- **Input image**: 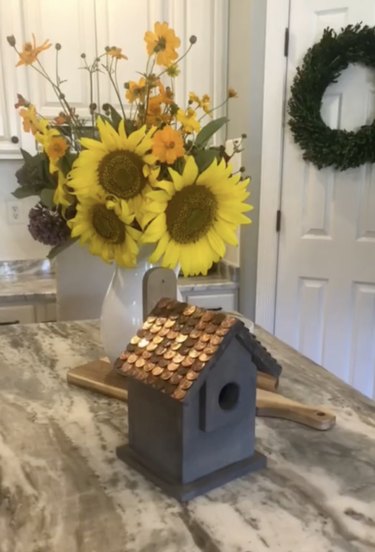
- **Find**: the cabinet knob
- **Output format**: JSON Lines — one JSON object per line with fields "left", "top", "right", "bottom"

{"left": 11, "top": 136, "right": 19, "bottom": 144}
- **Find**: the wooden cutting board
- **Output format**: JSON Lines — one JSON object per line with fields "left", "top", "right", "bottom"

{"left": 67, "top": 360, "right": 335, "bottom": 430}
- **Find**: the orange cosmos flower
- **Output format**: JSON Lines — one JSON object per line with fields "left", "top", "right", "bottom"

{"left": 152, "top": 126, "right": 185, "bottom": 164}
{"left": 19, "top": 105, "right": 39, "bottom": 134}
{"left": 144, "top": 22, "right": 180, "bottom": 67}
{"left": 106, "top": 47, "right": 128, "bottom": 60}
{"left": 16, "top": 34, "right": 51, "bottom": 66}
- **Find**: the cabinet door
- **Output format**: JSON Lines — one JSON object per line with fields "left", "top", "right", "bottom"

{"left": 0, "top": 0, "right": 30, "bottom": 158}
{"left": 186, "top": 293, "right": 237, "bottom": 312}
{"left": 21, "top": 0, "right": 97, "bottom": 121}
{"left": 0, "top": 304, "right": 36, "bottom": 325}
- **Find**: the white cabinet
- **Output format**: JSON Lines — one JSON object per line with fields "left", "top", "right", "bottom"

{"left": 0, "top": 304, "right": 36, "bottom": 324}
{"left": 0, "top": 301, "right": 57, "bottom": 325}
{"left": 181, "top": 290, "right": 238, "bottom": 312}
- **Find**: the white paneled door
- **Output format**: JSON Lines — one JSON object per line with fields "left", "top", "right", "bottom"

{"left": 275, "top": 0, "right": 375, "bottom": 398}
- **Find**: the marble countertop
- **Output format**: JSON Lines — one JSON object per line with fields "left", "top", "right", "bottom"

{"left": 0, "top": 259, "right": 56, "bottom": 303}
{"left": 0, "top": 320, "right": 374, "bottom": 552}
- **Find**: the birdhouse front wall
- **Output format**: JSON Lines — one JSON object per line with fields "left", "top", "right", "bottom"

{"left": 127, "top": 379, "right": 183, "bottom": 482}
{"left": 181, "top": 338, "right": 257, "bottom": 484}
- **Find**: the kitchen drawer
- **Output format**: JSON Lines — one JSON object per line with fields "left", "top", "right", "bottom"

{"left": 0, "top": 304, "right": 36, "bottom": 325}
{"left": 185, "top": 293, "right": 237, "bottom": 311}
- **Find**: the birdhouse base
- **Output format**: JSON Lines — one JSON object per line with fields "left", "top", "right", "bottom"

{"left": 117, "top": 445, "right": 267, "bottom": 502}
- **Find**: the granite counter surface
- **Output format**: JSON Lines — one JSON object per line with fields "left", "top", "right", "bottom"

{"left": 0, "top": 320, "right": 374, "bottom": 552}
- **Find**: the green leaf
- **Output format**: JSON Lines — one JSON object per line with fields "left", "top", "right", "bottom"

{"left": 12, "top": 187, "right": 38, "bottom": 199}
{"left": 47, "top": 238, "right": 78, "bottom": 261}
{"left": 40, "top": 188, "right": 55, "bottom": 209}
{"left": 195, "top": 117, "right": 229, "bottom": 147}
{"left": 20, "top": 148, "right": 33, "bottom": 162}
{"left": 194, "top": 147, "right": 220, "bottom": 172}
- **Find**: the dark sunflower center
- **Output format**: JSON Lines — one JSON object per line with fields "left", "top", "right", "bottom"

{"left": 98, "top": 150, "right": 146, "bottom": 200}
{"left": 166, "top": 185, "right": 217, "bottom": 244}
{"left": 92, "top": 204, "right": 125, "bottom": 244}
{"left": 155, "top": 37, "right": 166, "bottom": 52}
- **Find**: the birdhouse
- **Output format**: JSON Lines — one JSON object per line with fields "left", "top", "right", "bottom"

{"left": 115, "top": 298, "right": 281, "bottom": 501}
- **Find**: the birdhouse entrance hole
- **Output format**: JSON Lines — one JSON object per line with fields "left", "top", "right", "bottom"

{"left": 218, "top": 383, "right": 240, "bottom": 410}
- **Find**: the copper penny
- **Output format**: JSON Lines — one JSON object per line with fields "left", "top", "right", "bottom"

{"left": 205, "top": 345, "right": 217, "bottom": 355}
{"left": 184, "top": 337, "right": 195, "bottom": 347}
{"left": 195, "top": 341, "right": 206, "bottom": 351}
{"left": 186, "top": 370, "right": 199, "bottom": 381}
{"left": 171, "top": 342, "right": 182, "bottom": 351}
{"left": 166, "top": 299, "right": 178, "bottom": 310}
{"left": 199, "top": 352, "right": 210, "bottom": 362}
{"left": 179, "top": 346, "right": 190, "bottom": 356}
{"left": 155, "top": 317, "right": 166, "bottom": 325}
{"left": 192, "top": 360, "right": 205, "bottom": 372}
{"left": 201, "top": 312, "right": 214, "bottom": 323}
{"left": 152, "top": 366, "right": 163, "bottom": 377}
{"left": 167, "top": 362, "right": 179, "bottom": 372}
{"left": 205, "top": 324, "right": 217, "bottom": 334}
{"left": 127, "top": 353, "right": 138, "bottom": 364}
{"left": 221, "top": 316, "right": 237, "bottom": 328}
{"left": 142, "top": 320, "right": 153, "bottom": 330}
{"left": 192, "top": 309, "right": 203, "bottom": 319}
{"left": 210, "top": 335, "right": 223, "bottom": 346}
{"left": 180, "top": 378, "right": 194, "bottom": 389}
{"left": 161, "top": 370, "right": 172, "bottom": 381}
{"left": 135, "top": 357, "right": 146, "bottom": 368}
{"left": 142, "top": 350, "right": 152, "bottom": 360}
{"left": 136, "top": 329, "right": 147, "bottom": 338}
{"left": 156, "top": 298, "right": 170, "bottom": 309}
{"left": 170, "top": 373, "right": 182, "bottom": 385}
{"left": 159, "top": 327, "right": 170, "bottom": 337}
{"left": 130, "top": 335, "right": 141, "bottom": 345}
{"left": 146, "top": 342, "right": 158, "bottom": 351}
{"left": 155, "top": 346, "right": 167, "bottom": 356}
{"left": 151, "top": 354, "right": 160, "bottom": 364}
{"left": 126, "top": 344, "right": 136, "bottom": 353}
{"left": 120, "top": 351, "right": 129, "bottom": 360}
{"left": 196, "top": 320, "right": 206, "bottom": 331}
{"left": 183, "top": 305, "right": 196, "bottom": 316}
{"left": 152, "top": 335, "right": 164, "bottom": 344}
{"left": 172, "top": 388, "right": 186, "bottom": 400}
{"left": 180, "top": 326, "right": 191, "bottom": 335}
{"left": 200, "top": 333, "right": 211, "bottom": 343}
{"left": 188, "top": 349, "right": 200, "bottom": 359}
{"left": 138, "top": 338, "right": 149, "bottom": 348}
{"left": 212, "top": 313, "right": 226, "bottom": 325}
{"left": 159, "top": 358, "right": 168, "bottom": 368}
{"left": 190, "top": 329, "right": 201, "bottom": 339}
{"left": 173, "top": 353, "right": 185, "bottom": 364}
{"left": 164, "top": 350, "right": 175, "bottom": 360}
{"left": 165, "top": 319, "right": 176, "bottom": 329}
{"left": 144, "top": 362, "right": 156, "bottom": 373}
{"left": 150, "top": 324, "right": 162, "bottom": 334}
{"left": 147, "top": 315, "right": 157, "bottom": 322}
{"left": 186, "top": 317, "right": 197, "bottom": 327}
{"left": 216, "top": 327, "right": 230, "bottom": 336}
{"left": 167, "top": 330, "right": 178, "bottom": 340}
{"left": 182, "top": 357, "right": 194, "bottom": 368}
{"left": 120, "top": 362, "right": 131, "bottom": 374}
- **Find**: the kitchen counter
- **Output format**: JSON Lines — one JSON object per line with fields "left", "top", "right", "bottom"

{"left": 0, "top": 320, "right": 374, "bottom": 552}
{"left": 0, "top": 260, "right": 56, "bottom": 303}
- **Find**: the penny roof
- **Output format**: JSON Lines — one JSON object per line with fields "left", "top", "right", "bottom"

{"left": 115, "top": 297, "right": 243, "bottom": 401}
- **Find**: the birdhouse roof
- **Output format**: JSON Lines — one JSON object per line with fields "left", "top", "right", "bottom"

{"left": 115, "top": 298, "right": 282, "bottom": 401}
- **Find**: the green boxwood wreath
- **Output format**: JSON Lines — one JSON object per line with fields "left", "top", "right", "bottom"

{"left": 288, "top": 24, "right": 375, "bottom": 171}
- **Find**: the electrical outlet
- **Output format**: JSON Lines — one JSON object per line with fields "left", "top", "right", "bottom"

{"left": 6, "top": 200, "right": 25, "bottom": 225}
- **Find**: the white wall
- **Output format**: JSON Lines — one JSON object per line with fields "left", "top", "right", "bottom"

{"left": 0, "top": 159, "right": 49, "bottom": 260}
{"left": 227, "top": 0, "right": 267, "bottom": 320}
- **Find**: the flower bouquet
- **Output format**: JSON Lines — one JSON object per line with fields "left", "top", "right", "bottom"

{"left": 7, "top": 22, "right": 252, "bottom": 278}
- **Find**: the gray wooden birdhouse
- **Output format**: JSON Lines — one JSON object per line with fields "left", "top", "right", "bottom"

{"left": 115, "top": 298, "right": 281, "bottom": 501}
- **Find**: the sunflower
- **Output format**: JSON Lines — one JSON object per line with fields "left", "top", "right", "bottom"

{"left": 144, "top": 22, "right": 180, "bottom": 67}
{"left": 68, "top": 195, "right": 140, "bottom": 267}
{"left": 142, "top": 156, "right": 252, "bottom": 276}
{"left": 69, "top": 118, "right": 156, "bottom": 220}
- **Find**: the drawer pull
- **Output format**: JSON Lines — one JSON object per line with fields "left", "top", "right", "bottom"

{"left": 11, "top": 136, "right": 19, "bottom": 144}
{"left": 0, "top": 320, "right": 20, "bottom": 325}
